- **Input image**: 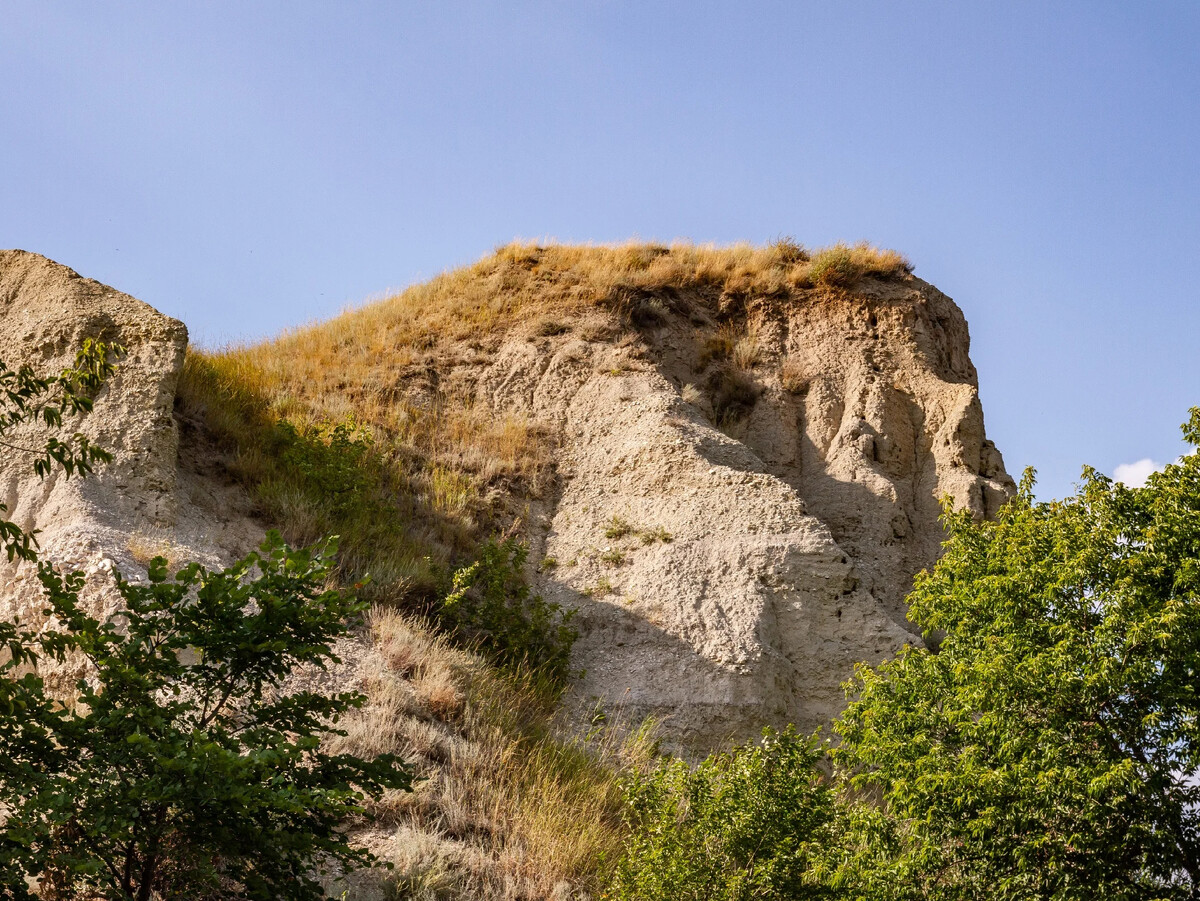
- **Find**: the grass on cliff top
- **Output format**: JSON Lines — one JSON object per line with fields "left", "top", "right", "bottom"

{"left": 177, "top": 239, "right": 910, "bottom": 602}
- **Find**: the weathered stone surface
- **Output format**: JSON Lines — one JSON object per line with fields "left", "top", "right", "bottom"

{"left": 477, "top": 278, "right": 1014, "bottom": 745}
{"left": 0, "top": 249, "right": 188, "bottom": 531}
{"left": 0, "top": 251, "right": 256, "bottom": 693}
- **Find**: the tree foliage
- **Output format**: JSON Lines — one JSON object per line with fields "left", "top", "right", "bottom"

{"left": 440, "top": 538, "right": 578, "bottom": 687}
{"left": 0, "top": 344, "right": 412, "bottom": 899}
{"left": 606, "top": 726, "right": 838, "bottom": 901}
{"left": 832, "top": 410, "right": 1200, "bottom": 900}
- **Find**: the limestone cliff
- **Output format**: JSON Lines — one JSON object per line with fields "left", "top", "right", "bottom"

{"left": 479, "top": 277, "right": 1013, "bottom": 742}
{"left": 0, "top": 246, "right": 1013, "bottom": 744}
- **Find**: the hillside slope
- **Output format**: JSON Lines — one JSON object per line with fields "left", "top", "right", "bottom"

{"left": 0, "top": 242, "right": 1013, "bottom": 896}
{"left": 180, "top": 240, "right": 1012, "bottom": 743}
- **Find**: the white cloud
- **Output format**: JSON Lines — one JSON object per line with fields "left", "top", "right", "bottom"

{"left": 1112, "top": 458, "right": 1163, "bottom": 488}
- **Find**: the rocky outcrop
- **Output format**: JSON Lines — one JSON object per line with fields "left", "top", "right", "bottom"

{"left": 477, "top": 278, "right": 1013, "bottom": 744}
{"left": 0, "top": 250, "right": 1012, "bottom": 745}
{"left": 0, "top": 250, "right": 187, "bottom": 530}
{"left": 0, "top": 251, "right": 259, "bottom": 693}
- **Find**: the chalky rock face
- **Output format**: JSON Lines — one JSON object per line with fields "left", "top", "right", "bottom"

{"left": 0, "top": 251, "right": 192, "bottom": 689}
{"left": 0, "top": 250, "right": 188, "bottom": 530}
{"left": 0, "top": 251, "right": 1012, "bottom": 746}
{"left": 479, "top": 277, "right": 1014, "bottom": 745}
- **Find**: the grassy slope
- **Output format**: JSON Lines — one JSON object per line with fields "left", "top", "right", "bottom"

{"left": 175, "top": 240, "right": 910, "bottom": 898}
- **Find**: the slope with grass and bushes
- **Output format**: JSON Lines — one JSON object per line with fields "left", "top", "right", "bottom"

{"left": 0, "top": 241, "right": 1012, "bottom": 899}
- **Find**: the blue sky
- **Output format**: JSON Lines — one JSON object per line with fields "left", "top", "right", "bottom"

{"left": 3, "top": 1, "right": 1198, "bottom": 500}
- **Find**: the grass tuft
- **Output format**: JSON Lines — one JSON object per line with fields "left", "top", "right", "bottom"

{"left": 331, "top": 607, "right": 660, "bottom": 898}
{"left": 605, "top": 516, "right": 636, "bottom": 540}
{"left": 809, "top": 241, "right": 912, "bottom": 288}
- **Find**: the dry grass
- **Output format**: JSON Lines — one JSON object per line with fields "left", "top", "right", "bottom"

{"left": 809, "top": 241, "right": 912, "bottom": 288}
{"left": 126, "top": 529, "right": 184, "bottom": 570}
{"left": 330, "top": 607, "right": 659, "bottom": 899}
{"left": 233, "top": 238, "right": 905, "bottom": 363}
{"left": 731, "top": 323, "right": 762, "bottom": 370}
{"left": 699, "top": 321, "right": 739, "bottom": 368}
{"left": 707, "top": 366, "right": 761, "bottom": 426}
{"left": 177, "top": 351, "right": 551, "bottom": 601}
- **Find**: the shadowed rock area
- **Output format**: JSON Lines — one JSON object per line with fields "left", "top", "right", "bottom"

{"left": 480, "top": 277, "right": 1014, "bottom": 743}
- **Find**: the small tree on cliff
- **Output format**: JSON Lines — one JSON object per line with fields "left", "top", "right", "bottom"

{"left": 0, "top": 343, "right": 412, "bottom": 900}
{"left": 831, "top": 411, "right": 1200, "bottom": 900}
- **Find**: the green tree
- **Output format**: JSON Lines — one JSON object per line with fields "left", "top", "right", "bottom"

{"left": 832, "top": 411, "right": 1200, "bottom": 900}
{"left": 0, "top": 345, "right": 412, "bottom": 899}
{"left": 607, "top": 726, "right": 839, "bottom": 901}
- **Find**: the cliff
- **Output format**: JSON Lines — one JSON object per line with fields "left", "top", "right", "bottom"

{"left": 0, "top": 242, "right": 1014, "bottom": 897}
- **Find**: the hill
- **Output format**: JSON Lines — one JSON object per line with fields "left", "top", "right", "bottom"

{"left": 0, "top": 242, "right": 1012, "bottom": 898}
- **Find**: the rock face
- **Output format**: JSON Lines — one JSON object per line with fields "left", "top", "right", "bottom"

{"left": 0, "top": 250, "right": 187, "bottom": 532}
{"left": 478, "top": 278, "right": 1014, "bottom": 744}
{"left": 0, "top": 251, "right": 259, "bottom": 693}
{"left": 0, "top": 250, "right": 1012, "bottom": 745}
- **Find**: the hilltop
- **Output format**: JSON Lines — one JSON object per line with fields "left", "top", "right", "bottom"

{"left": 0, "top": 242, "right": 1012, "bottom": 898}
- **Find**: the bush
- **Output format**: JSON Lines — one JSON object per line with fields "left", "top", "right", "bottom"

{"left": 768, "top": 236, "right": 809, "bottom": 266}
{"left": 606, "top": 727, "right": 838, "bottom": 901}
{"left": 808, "top": 245, "right": 861, "bottom": 288}
{"left": 809, "top": 243, "right": 912, "bottom": 288}
{"left": 440, "top": 538, "right": 578, "bottom": 687}
{"left": 14, "top": 535, "right": 413, "bottom": 901}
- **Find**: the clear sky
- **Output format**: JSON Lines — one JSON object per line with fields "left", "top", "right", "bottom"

{"left": 3, "top": 1, "right": 1198, "bottom": 500}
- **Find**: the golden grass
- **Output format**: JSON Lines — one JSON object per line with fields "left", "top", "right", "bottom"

{"left": 330, "top": 607, "right": 658, "bottom": 899}
{"left": 780, "top": 358, "right": 809, "bottom": 394}
{"left": 253, "top": 238, "right": 907, "bottom": 366}
{"left": 731, "top": 322, "right": 762, "bottom": 370}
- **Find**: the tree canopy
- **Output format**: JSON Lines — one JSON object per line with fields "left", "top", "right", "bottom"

{"left": 832, "top": 410, "right": 1200, "bottom": 900}
{"left": 609, "top": 409, "right": 1200, "bottom": 901}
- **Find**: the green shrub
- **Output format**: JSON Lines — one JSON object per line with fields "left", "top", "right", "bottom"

{"left": 17, "top": 535, "right": 413, "bottom": 901}
{"left": 607, "top": 727, "right": 838, "bottom": 901}
{"left": 605, "top": 516, "right": 635, "bottom": 540}
{"left": 833, "top": 425, "right": 1200, "bottom": 900}
{"left": 808, "top": 245, "right": 861, "bottom": 287}
{"left": 0, "top": 344, "right": 412, "bottom": 899}
{"left": 440, "top": 539, "right": 578, "bottom": 687}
